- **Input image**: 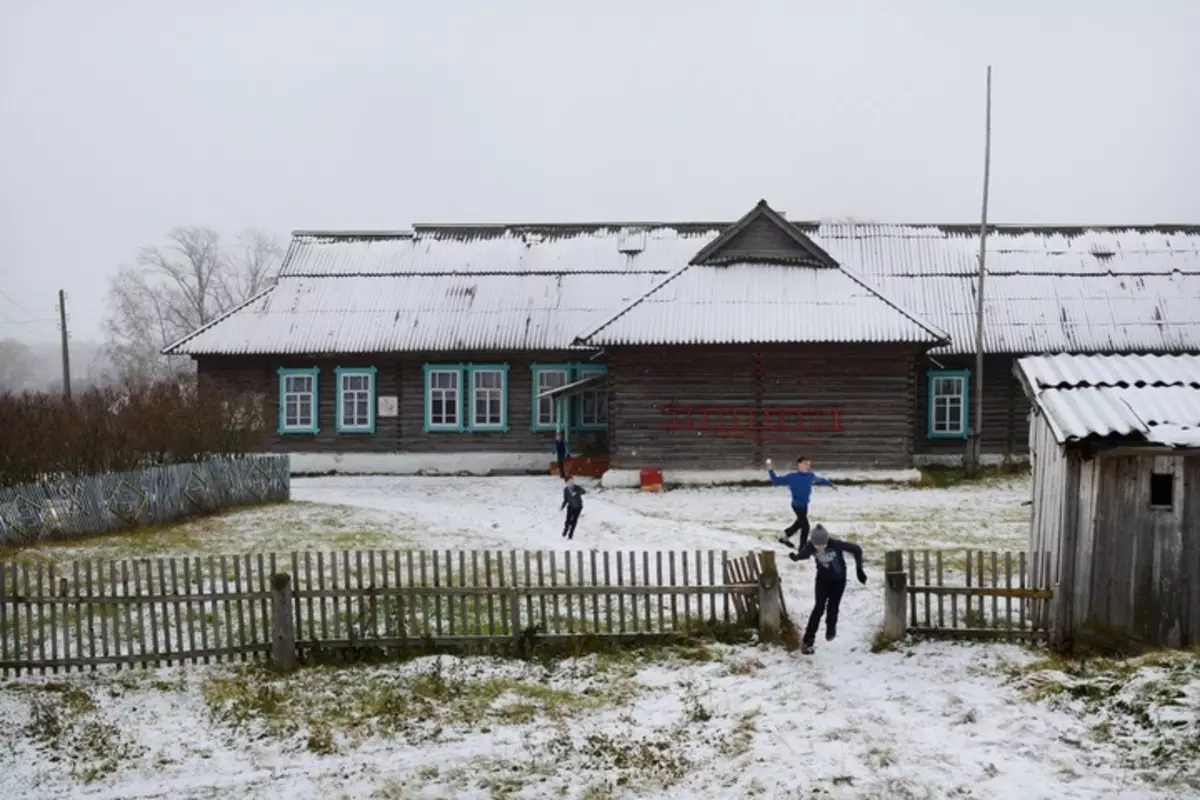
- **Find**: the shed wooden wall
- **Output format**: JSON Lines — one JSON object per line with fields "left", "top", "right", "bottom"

{"left": 606, "top": 343, "right": 921, "bottom": 470}
{"left": 913, "top": 354, "right": 1029, "bottom": 460}
{"left": 1058, "top": 452, "right": 1200, "bottom": 648}
{"left": 196, "top": 351, "right": 605, "bottom": 456}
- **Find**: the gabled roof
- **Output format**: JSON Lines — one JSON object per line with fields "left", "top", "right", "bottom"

{"left": 574, "top": 261, "right": 949, "bottom": 347}
{"left": 688, "top": 200, "right": 839, "bottom": 267}
{"left": 1015, "top": 353, "right": 1200, "bottom": 448}
{"left": 167, "top": 210, "right": 1200, "bottom": 357}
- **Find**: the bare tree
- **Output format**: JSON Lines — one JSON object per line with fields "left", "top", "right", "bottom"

{"left": 0, "top": 338, "right": 37, "bottom": 392}
{"left": 104, "top": 226, "right": 282, "bottom": 382}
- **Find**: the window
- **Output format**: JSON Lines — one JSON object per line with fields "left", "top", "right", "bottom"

{"left": 927, "top": 370, "right": 969, "bottom": 439}
{"left": 277, "top": 368, "right": 319, "bottom": 435}
{"left": 1150, "top": 472, "right": 1174, "bottom": 509}
{"left": 424, "top": 365, "right": 462, "bottom": 432}
{"left": 469, "top": 365, "right": 509, "bottom": 431}
{"left": 576, "top": 365, "right": 608, "bottom": 430}
{"left": 335, "top": 367, "right": 376, "bottom": 434}
{"left": 532, "top": 364, "right": 570, "bottom": 431}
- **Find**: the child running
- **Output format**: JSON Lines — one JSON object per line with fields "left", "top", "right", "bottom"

{"left": 765, "top": 456, "right": 834, "bottom": 550}
{"left": 790, "top": 524, "right": 866, "bottom": 654}
{"left": 560, "top": 476, "right": 586, "bottom": 540}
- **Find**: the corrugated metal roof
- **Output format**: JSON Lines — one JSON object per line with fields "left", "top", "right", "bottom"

{"left": 811, "top": 224, "right": 1200, "bottom": 355}
{"left": 1018, "top": 353, "right": 1200, "bottom": 390}
{"left": 576, "top": 263, "right": 947, "bottom": 346}
{"left": 176, "top": 220, "right": 1200, "bottom": 356}
{"left": 166, "top": 273, "right": 664, "bottom": 355}
{"left": 1015, "top": 353, "right": 1200, "bottom": 447}
{"left": 279, "top": 227, "right": 722, "bottom": 277}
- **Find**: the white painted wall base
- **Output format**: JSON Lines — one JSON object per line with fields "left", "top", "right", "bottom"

{"left": 912, "top": 453, "right": 1030, "bottom": 468}
{"left": 599, "top": 467, "right": 924, "bottom": 489}
{"left": 286, "top": 452, "right": 549, "bottom": 476}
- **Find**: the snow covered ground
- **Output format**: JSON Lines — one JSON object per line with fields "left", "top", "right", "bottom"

{"left": 1, "top": 474, "right": 1197, "bottom": 799}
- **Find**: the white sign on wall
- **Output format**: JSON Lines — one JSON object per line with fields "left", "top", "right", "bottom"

{"left": 377, "top": 396, "right": 399, "bottom": 417}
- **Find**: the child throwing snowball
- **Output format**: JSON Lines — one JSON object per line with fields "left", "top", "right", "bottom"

{"left": 765, "top": 456, "right": 834, "bottom": 550}
{"left": 560, "top": 476, "right": 586, "bottom": 540}
{"left": 790, "top": 524, "right": 866, "bottom": 654}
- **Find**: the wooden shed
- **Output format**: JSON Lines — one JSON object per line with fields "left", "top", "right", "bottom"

{"left": 1017, "top": 353, "right": 1200, "bottom": 649}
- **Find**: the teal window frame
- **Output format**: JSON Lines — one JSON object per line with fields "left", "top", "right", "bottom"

{"left": 423, "top": 364, "right": 466, "bottom": 433}
{"left": 927, "top": 369, "right": 970, "bottom": 439}
{"left": 574, "top": 364, "right": 609, "bottom": 431}
{"left": 335, "top": 366, "right": 377, "bottom": 434}
{"left": 531, "top": 363, "right": 572, "bottom": 432}
{"left": 467, "top": 364, "right": 510, "bottom": 432}
{"left": 277, "top": 367, "right": 320, "bottom": 435}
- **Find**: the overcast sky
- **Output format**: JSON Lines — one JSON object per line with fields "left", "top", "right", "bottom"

{"left": 2, "top": 0, "right": 1198, "bottom": 344}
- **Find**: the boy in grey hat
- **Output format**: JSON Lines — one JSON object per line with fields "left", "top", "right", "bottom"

{"left": 790, "top": 524, "right": 866, "bottom": 654}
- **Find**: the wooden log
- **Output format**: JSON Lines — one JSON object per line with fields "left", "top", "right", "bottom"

{"left": 883, "top": 550, "right": 908, "bottom": 642}
{"left": 270, "top": 573, "right": 297, "bottom": 673}
{"left": 756, "top": 550, "right": 781, "bottom": 643}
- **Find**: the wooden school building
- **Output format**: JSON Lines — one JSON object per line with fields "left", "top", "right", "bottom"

{"left": 164, "top": 201, "right": 1200, "bottom": 477}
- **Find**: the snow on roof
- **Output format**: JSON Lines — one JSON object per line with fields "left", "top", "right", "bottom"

{"left": 176, "top": 220, "right": 1200, "bottom": 356}
{"left": 165, "top": 273, "right": 664, "bottom": 355}
{"left": 575, "top": 262, "right": 948, "bottom": 347}
{"left": 1015, "top": 353, "right": 1200, "bottom": 447}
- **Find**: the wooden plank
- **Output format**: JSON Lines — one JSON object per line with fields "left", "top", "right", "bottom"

{"left": 48, "top": 564, "right": 60, "bottom": 674}
{"left": 722, "top": 551, "right": 730, "bottom": 627}
{"left": 905, "top": 586, "right": 1053, "bottom": 600}
{"left": 991, "top": 552, "right": 999, "bottom": 627}
{"left": 184, "top": 558, "right": 198, "bottom": 663}
{"left": 547, "top": 551, "right": 558, "bottom": 636}
{"left": 286, "top": 585, "right": 756, "bottom": 600}
{"left": 707, "top": 550, "right": 716, "bottom": 624}
{"left": 109, "top": 561, "right": 122, "bottom": 673}
{"left": 431, "top": 549, "right": 442, "bottom": 637}
{"left": 577, "top": 550, "right": 586, "bottom": 634}
{"left": 1, "top": 564, "right": 9, "bottom": 677}
{"left": 590, "top": 550, "right": 599, "bottom": 633}
{"left": 37, "top": 562, "right": 48, "bottom": 675}
{"left": 509, "top": 550, "right": 520, "bottom": 635}
{"left": 616, "top": 551, "right": 625, "bottom": 633}
{"left": 170, "top": 558, "right": 184, "bottom": 664}
{"left": 157, "top": 558, "right": 172, "bottom": 666}
{"left": 681, "top": 551, "right": 690, "bottom": 626}
{"left": 669, "top": 552, "right": 678, "bottom": 630}
{"left": 317, "top": 551, "right": 329, "bottom": 642}
{"left": 657, "top": 551, "right": 665, "bottom": 632}
{"left": 455, "top": 551, "right": 465, "bottom": 639}
{"left": 85, "top": 561, "right": 97, "bottom": 671}
{"left": 644, "top": 551, "right": 653, "bottom": 632}
{"left": 978, "top": 551, "right": 987, "bottom": 624}
{"left": 343, "top": 550, "right": 353, "bottom": 642}
{"left": 1005, "top": 552, "right": 1013, "bottom": 629}
{"left": 419, "top": 551, "right": 430, "bottom": 638}
{"left": 470, "top": 550, "right": 481, "bottom": 638}
{"left": 965, "top": 549, "right": 973, "bottom": 625}
{"left": 1019, "top": 551, "right": 1027, "bottom": 631}
{"left": 923, "top": 551, "right": 932, "bottom": 628}
{"left": 133, "top": 560, "right": 146, "bottom": 668}
{"left": 936, "top": 551, "right": 945, "bottom": 628}
{"left": 907, "top": 627, "right": 1049, "bottom": 641}
{"left": 523, "top": 550, "right": 533, "bottom": 631}
{"left": 245, "top": 555, "right": 259, "bottom": 653}
{"left": 0, "top": 642, "right": 271, "bottom": 670}
{"left": 483, "top": 551, "right": 494, "bottom": 635}
{"left": 536, "top": 551, "right": 547, "bottom": 633}
{"left": 907, "top": 550, "right": 917, "bottom": 627}
{"left": 497, "top": 551, "right": 508, "bottom": 636}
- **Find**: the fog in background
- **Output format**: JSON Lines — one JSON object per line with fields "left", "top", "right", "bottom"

{"left": 2, "top": 0, "right": 1198, "bottom": 378}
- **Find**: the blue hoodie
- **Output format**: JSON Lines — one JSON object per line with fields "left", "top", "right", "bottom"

{"left": 768, "top": 469, "right": 832, "bottom": 507}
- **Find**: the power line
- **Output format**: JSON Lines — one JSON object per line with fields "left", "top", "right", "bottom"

{"left": 0, "top": 286, "right": 37, "bottom": 318}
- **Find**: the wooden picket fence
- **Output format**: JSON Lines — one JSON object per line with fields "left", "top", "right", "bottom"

{"left": 0, "top": 549, "right": 780, "bottom": 675}
{"left": 882, "top": 549, "right": 1055, "bottom": 643}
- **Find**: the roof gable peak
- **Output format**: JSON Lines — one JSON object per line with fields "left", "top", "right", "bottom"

{"left": 689, "top": 200, "right": 839, "bottom": 268}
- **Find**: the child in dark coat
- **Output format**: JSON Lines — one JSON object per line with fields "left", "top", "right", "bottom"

{"left": 790, "top": 524, "right": 866, "bottom": 654}
{"left": 554, "top": 432, "right": 568, "bottom": 479}
{"left": 560, "top": 476, "right": 586, "bottom": 540}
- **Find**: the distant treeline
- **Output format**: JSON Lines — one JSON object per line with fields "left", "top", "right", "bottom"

{"left": 0, "top": 377, "right": 265, "bottom": 488}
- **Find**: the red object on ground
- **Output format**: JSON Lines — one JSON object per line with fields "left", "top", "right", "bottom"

{"left": 639, "top": 467, "right": 663, "bottom": 491}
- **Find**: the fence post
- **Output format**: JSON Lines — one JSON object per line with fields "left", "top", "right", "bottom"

{"left": 757, "top": 550, "right": 781, "bottom": 642}
{"left": 882, "top": 550, "right": 907, "bottom": 642}
{"left": 270, "top": 572, "right": 297, "bottom": 672}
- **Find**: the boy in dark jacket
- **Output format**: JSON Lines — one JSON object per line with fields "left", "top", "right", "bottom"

{"left": 790, "top": 524, "right": 866, "bottom": 654}
{"left": 766, "top": 457, "right": 834, "bottom": 550}
{"left": 560, "top": 476, "right": 586, "bottom": 540}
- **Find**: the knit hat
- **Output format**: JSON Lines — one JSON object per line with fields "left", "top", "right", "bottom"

{"left": 809, "top": 525, "right": 830, "bottom": 547}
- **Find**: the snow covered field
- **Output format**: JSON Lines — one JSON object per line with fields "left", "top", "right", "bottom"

{"left": 1, "top": 474, "right": 1197, "bottom": 799}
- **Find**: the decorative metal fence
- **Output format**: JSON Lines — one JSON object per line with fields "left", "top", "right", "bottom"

{"left": 0, "top": 548, "right": 782, "bottom": 675}
{"left": 0, "top": 456, "right": 290, "bottom": 546}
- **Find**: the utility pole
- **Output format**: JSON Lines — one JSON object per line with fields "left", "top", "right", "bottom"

{"left": 966, "top": 66, "right": 993, "bottom": 476}
{"left": 58, "top": 289, "right": 72, "bottom": 400}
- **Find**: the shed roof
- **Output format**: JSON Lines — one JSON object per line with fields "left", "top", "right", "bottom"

{"left": 1015, "top": 353, "right": 1200, "bottom": 448}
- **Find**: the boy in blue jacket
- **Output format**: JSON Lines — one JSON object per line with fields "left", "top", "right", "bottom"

{"left": 765, "top": 457, "right": 834, "bottom": 550}
{"left": 790, "top": 524, "right": 866, "bottom": 654}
